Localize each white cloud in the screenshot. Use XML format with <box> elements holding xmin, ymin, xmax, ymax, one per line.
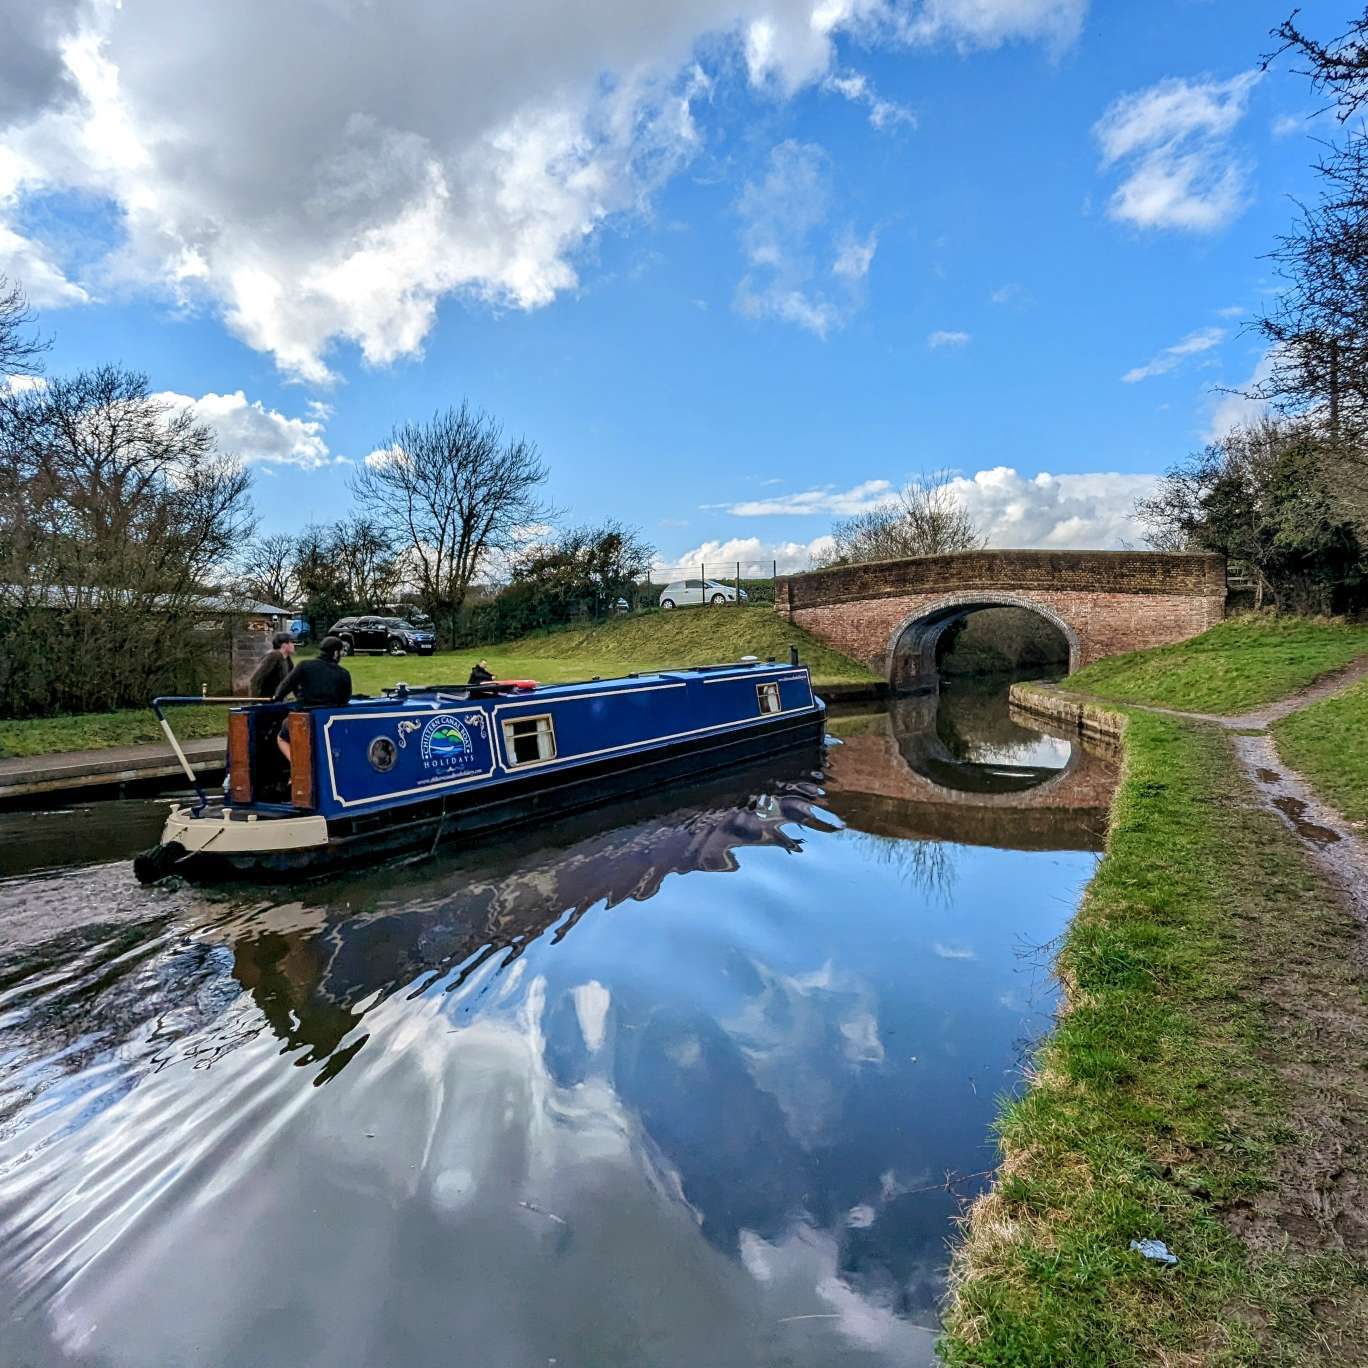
<box><xmin>956</xmin><ymin>467</ymin><xmax>1158</xmax><ymax>547</ymax></box>
<box><xmin>1272</xmin><ymin>112</ymin><xmax>1305</xmax><ymax>138</ymax></box>
<box><xmin>898</xmin><ymin>0</ymin><xmax>1088</xmax><ymax>50</ymax></box>
<box><xmin>0</xmin><ymin>223</ymin><xmax>88</xmax><ymax>307</ymax></box>
<box><xmin>657</xmin><ymin>535</ymin><xmax>835</xmax><ymax>575</ymax></box>
<box><xmin>1094</xmin><ymin>71</ymin><xmax>1259</xmax><ymax>232</ymax></box>
<box><xmin>989</xmin><ymin>283</ymin><xmax>1023</xmax><ymax>304</ymax></box>
<box><xmin>735</xmin><ymin>141</ymin><xmax>875</xmax><ymax>336</ymax></box>
<box><xmin>823</xmin><ymin>71</ymin><xmax>916</xmax><ymax>130</ymax></box>
<box><xmin>152</xmin><ymin>390</ymin><xmax>336</xmax><ymax>469</ymax></box>
<box><xmin>721</xmin><ymin>466</ymin><xmax>1159</xmax><ymax>548</ymax></box>
<box><xmin>928</xmin><ymin>329</ymin><xmax>970</xmax><ymax>348</ymax></box>
<box><xmin>1121</xmin><ymin>325</ymin><xmax>1225</xmax><ymax>383</ymax></box>
<box><xmin>833</xmin><ymin>230</ymin><xmax>879</xmax><ymax>281</ymax></box>
<box><xmin>724</xmin><ymin>479</ymin><xmax>893</xmax><ymax>516</ymax></box>
<box><xmin>1204</xmin><ymin>351</ymin><xmax>1273</xmax><ymax>441</ymax></box>
<box><xmin>0</xmin><ymin>2</ymin><xmax>1083</xmax><ymax>380</ymax></box>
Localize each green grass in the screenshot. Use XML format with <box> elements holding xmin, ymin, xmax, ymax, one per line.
<box><xmin>0</xmin><ymin>606</ymin><xmax>873</xmax><ymax>759</ymax></box>
<box><xmin>1273</xmin><ymin>678</ymin><xmax>1368</xmax><ymax>824</ymax></box>
<box><xmin>338</xmin><ymin>604</ymin><xmax>874</xmax><ymax>694</ymax></box>
<box><xmin>1065</xmin><ymin>615</ymin><xmax>1368</xmax><ymax>715</ymax></box>
<box><xmin>0</xmin><ymin>705</ymin><xmax>229</xmax><ymax>760</ymax></box>
<box><xmin>942</xmin><ymin>699</ymin><xmax>1368</xmax><ymax>1364</ymax></box>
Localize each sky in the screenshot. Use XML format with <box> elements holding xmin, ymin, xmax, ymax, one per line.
<box><xmin>0</xmin><ymin>0</ymin><xmax>1340</xmax><ymax>574</ymax></box>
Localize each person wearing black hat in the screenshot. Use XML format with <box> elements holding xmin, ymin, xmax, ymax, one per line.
<box><xmin>249</xmin><ymin>629</ymin><xmax>297</xmax><ymax>699</ymax></box>
<box><xmin>273</xmin><ymin>635</ymin><xmax>353</xmax><ymax>761</ymax></box>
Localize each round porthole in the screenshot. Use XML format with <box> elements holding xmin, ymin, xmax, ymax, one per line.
<box><xmin>368</xmin><ymin>737</ymin><xmax>398</xmax><ymax>773</ymax></box>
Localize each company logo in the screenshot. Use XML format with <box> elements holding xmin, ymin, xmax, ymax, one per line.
<box><xmin>417</xmin><ymin>712</ymin><xmax>484</xmax><ymax>776</ymax></box>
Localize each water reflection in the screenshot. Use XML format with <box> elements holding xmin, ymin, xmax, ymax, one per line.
<box><xmin>0</xmin><ymin>687</ymin><xmax>1112</xmax><ymax>1368</ymax></box>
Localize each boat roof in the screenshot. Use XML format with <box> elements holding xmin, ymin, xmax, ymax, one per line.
<box><xmin>351</xmin><ymin>658</ymin><xmax>800</xmax><ymax>709</ymax></box>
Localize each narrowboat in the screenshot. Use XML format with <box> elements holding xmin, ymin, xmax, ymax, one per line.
<box><xmin>134</xmin><ymin>653</ymin><xmax>826</xmax><ymax>882</ymax></box>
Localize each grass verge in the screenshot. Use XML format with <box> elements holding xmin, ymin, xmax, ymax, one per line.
<box><xmin>1272</xmin><ymin>678</ymin><xmax>1368</xmax><ymax>824</ymax></box>
<box><xmin>1065</xmin><ymin>614</ymin><xmax>1368</xmax><ymax>714</ymax></box>
<box><xmin>941</xmin><ymin>698</ymin><xmax>1368</xmax><ymax>1365</ymax></box>
<box><xmin>0</xmin><ymin>606</ymin><xmax>872</xmax><ymax>759</ymax></box>
<box><xmin>333</xmin><ymin>604</ymin><xmax>873</xmax><ymax>694</ymax></box>
<box><xmin>0</xmin><ymin>705</ymin><xmax>229</xmax><ymax>761</ymax></box>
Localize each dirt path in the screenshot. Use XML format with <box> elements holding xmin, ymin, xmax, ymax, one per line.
<box><xmin>1138</xmin><ymin>659</ymin><xmax>1368</xmax><ymax>930</ymax></box>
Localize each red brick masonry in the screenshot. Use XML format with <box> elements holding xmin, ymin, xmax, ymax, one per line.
<box><xmin>777</xmin><ymin>550</ymin><xmax>1227</xmax><ymax>677</ymax></box>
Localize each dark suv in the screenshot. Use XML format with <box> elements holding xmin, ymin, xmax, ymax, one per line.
<box><xmin>328</xmin><ymin>615</ymin><xmax>436</xmax><ymax>656</ymax></box>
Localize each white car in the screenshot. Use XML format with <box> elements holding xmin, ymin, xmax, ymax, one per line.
<box><xmin>659</xmin><ymin>578</ymin><xmax>749</xmax><ymax>608</ymax></box>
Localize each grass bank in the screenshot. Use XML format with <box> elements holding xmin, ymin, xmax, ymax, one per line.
<box><xmin>1065</xmin><ymin>614</ymin><xmax>1368</xmax><ymax>714</ymax></box>
<box><xmin>0</xmin><ymin>705</ymin><xmax>229</xmax><ymax>761</ymax></box>
<box><xmin>1273</xmin><ymin>678</ymin><xmax>1368</xmax><ymax>824</ymax></box>
<box><xmin>943</xmin><ymin>695</ymin><xmax>1368</xmax><ymax>1363</ymax></box>
<box><xmin>0</xmin><ymin>606</ymin><xmax>872</xmax><ymax>759</ymax></box>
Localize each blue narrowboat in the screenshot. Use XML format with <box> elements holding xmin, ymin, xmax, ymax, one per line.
<box><xmin>135</xmin><ymin>654</ymin><xmax>826</xmax><ymax>881</ymax></box>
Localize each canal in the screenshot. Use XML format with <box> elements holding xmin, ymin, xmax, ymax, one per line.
<box><xmin>0</xmin><ymin>683</ymin><xmax>1114</xmax><ymax>1367</ymax></box>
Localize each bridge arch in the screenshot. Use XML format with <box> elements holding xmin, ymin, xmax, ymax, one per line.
<box><xmin>885</xmin><ymin>592</ymin><xmax>1082</xmax><ymax>691</ymax></box>
<box><xmin>774</xmin><ymin>549</ymin><xmax>1227</xmax><ymax>690</ymax></box>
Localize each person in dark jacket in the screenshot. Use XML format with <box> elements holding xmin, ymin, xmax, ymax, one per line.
<box><xmin>468</xmin><ymin>658</ymin><xmax>494</xmax><ymax>685</ymax></box>
<box><xmin>274</xmin><ymin>636</ymin><xmax>353</xmax><ymax>762</ymax></box>
<box><xmin>249</xmin><ymin>630</ymin><xmax>296</xmax><ymax>698</ymax></box>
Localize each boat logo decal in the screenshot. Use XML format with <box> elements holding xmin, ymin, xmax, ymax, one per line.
<box><xmin>396</xmin><ymin>719</ymin><xmax>422</xmax><ymax>748</ymax></box>
<box><xmin>418</xmin><ymin>712</ymin><xmax>485</xmax><ymax>776</ymax></box>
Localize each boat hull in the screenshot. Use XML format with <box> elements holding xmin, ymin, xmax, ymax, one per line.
<box><xmin>144</xmin><ymin>705</ymin><xmax>826</xmax><ymax>881</ymax></box>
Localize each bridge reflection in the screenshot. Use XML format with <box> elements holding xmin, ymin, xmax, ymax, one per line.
<box><xmin>822</xmin><ymin>683</ymin><xmax>1116</xmax><ymax>852</ymax></box>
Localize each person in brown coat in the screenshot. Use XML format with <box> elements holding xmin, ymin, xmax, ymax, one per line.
<box><xmin>249</xmin><ymin>630</ymin><xmax>296</xmax><ymax>698</ymax></box>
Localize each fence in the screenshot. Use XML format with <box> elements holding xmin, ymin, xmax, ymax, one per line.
<box><xmin>644</xmin><ymin>559</ymin><xmax>781</xmax><ymax>608</ymax></box>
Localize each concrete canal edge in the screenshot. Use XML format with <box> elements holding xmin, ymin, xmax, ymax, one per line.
<box><xmin>1007</xmin><ymin>678</ymin><xmax>1127</xmax><ymax>747</ymax></box>
<box><xmin>0</xmin><ymin>737</ymin><xmax>225</xmax><ymax>804</ymax></box>
<box><xmin>941</xmin><ymin>681</ymin><xmax>1368</xmax><ymax>1364</ymax></box>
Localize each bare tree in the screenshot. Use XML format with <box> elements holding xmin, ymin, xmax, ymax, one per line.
<box><xmin>236</xmin><ymin>532</ymin><xmax>298</xmax><ymax>607</ymax></box>
<box><xmin>815</xmin><ymin>469</ymin><xmax>985</xmax><ymax>567</ymax></box>
<box><xmin>0</xmin><ymin>275</ymin><xmax>48</xmax><ymax>380</ymax></box>
<box><xmin>0</xmin><ymin>365</ymin><xmax>254</xmax><ymax>714</ymax></box>
<box><xmin>1253</xmin><ymin>7</ymin><xmax>1368</xmax><ymax>500</ymax></box>
<box><xmin>329</xmin><ymin>514</ymin><xmax>401</xmax><ymax>607</ymax></box>
<box><xmin>1267</xmin><ymin>9</ymin><xmax>1368</xmax><ymax>121</ymax></box>
<box><xmin>350</xmin><ymin>402</ymin><xmax>552</xmax><ymax>641</ymax></box>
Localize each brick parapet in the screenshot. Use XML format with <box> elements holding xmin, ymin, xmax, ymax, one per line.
<box><xmin>778</xmin><ymin>549</ymin><xmax>1225</xmax><ymax>613</ymax></box>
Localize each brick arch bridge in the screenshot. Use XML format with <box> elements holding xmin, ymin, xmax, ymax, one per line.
<box><xmin>776</xmin><ymin>549</ymin><xmax>1227</xmax><ymax>690</ymax></box>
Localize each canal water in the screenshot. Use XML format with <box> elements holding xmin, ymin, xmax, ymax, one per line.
<box><xmin>0</xmin><ymin>684</ymin><xmax>1113</xmax><ymax>1368</ymax></box>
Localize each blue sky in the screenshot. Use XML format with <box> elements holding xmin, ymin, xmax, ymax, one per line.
<box><xmin>0</xmin><ymin>0</ymin><xmax>1334</xmax><ymax>572</ymax></box>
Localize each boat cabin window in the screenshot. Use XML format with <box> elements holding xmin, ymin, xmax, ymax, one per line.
<box><xmin>757</xmin><ymin>682</ymin><xmax>782</xmax><ymax>715</ymax></box>
<box><xmin>504</xmin><ymin>714</ymin><xmax>557</xmax><ymax>765</ymax></box>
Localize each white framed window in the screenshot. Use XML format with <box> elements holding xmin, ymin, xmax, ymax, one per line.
<box><xmin>503</xmin><ymin>714</ymin><xmax>557</xmax><ymax>765</ymax></box>
<box><xmin>757</xmin><ymin>682</ymin><xmax>782</xmax><ymax>715</ymax></box>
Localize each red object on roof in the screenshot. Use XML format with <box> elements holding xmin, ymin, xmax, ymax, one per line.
<box><xmin>494</xmin><ymin>679</ymin><xmax>538</xmax><ymax>692</ymax></box>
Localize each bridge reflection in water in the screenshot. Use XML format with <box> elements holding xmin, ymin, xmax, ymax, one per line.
<box><xmin>0</xmin><ymin>681</ymin><xmax>1114</xmax><ymax>1368</ymax></box>
<box><xmin>823</xmin><ymin>681</ymin><xmax>1115</xmax><ymax>853</ymax></box>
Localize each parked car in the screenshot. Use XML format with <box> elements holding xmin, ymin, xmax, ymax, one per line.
<box><xmin>658</xmin><ymin>579</ymin><xmax>749</xmax><ymax>609</ymax></box>
<box><xmin>328</xmin><ymin>615</ymin><xmax>436</xmax><ymax>656</ymax></box>
<box><xmin>288</xmin><ymin>617</ymin><xmax>311</xmax><ymax>644</ymax></box>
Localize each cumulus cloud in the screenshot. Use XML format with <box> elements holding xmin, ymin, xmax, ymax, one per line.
<box><xmin>658</xmin><ymin>535</ymin><xmax>835</xmax><ymax>576</ymax></box>
<box><xmin>1094</xmin><ymin>71</ymin><xmax>1259</xmax><ymax>232</ymax></box>
<box><xmin>0</xmin><ymin>2</ymin><xmax>1084</xmax><ymax>377</ymax></box>
<box><xmin>735</xmin><ymin>141</ymin><xmax>876</xmax><ymax>336</ymax></box>
<box><xmin>152</xmin><ymin>390</ymin><xmax>336</xmax><ymax>469</ymax></box>
<box><xmin>1121</xmin><ymin>325</ymin><xmax>1225</xmax><ymax>383</ymax></box>
<box><xmin>928</xmin><ymin>329</ymin><xmax>970</xmax><ymax>348</ymax></box>
<box><xmin>720</xmin><ymin>466</ymin><xmax>1158</xmax><ymax>548</ymax></box>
